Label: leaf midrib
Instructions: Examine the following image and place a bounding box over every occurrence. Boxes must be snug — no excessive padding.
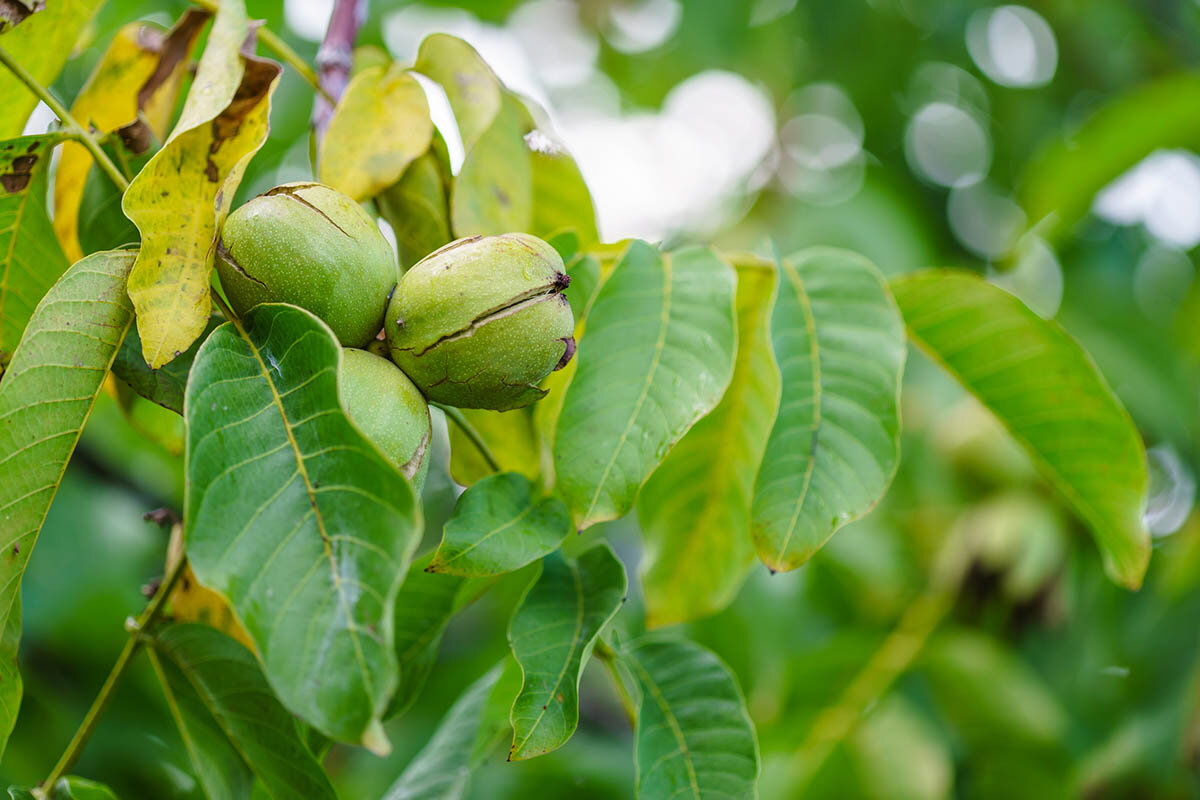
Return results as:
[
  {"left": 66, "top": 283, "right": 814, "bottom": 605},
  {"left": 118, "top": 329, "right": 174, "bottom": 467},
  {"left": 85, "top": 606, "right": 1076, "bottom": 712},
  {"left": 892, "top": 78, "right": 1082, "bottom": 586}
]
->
[
  {"left": 628, "top": 649, "right": 701, "bottom": 798},
  {"left": 231, "top": 316, "right": 376, "bottom": 704}
]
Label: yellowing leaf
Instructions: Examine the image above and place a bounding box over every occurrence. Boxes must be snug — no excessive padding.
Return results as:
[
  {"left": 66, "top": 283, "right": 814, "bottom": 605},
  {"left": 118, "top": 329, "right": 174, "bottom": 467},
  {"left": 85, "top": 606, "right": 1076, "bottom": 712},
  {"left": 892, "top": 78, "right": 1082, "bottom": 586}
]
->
[
  {"left": 0, "top": 0, "right": 103, "bottom": 137},
  {"left": 164, "top": 523, "right": 253, "bottom": 652},
  {"left": 414, "top": 33, "right": 501, "bottom": 151},
  {"left": 319, "top": 63, "right": 432, "bottom": 201},
  {"left": 54, "top": 12, "right": 209, "bottom": 262},
  {"left": 451, "top": 92, "right": 533, "bottom": 237},
  {"left": 123, "top": 0, "right": 281, "bottom": 368}
]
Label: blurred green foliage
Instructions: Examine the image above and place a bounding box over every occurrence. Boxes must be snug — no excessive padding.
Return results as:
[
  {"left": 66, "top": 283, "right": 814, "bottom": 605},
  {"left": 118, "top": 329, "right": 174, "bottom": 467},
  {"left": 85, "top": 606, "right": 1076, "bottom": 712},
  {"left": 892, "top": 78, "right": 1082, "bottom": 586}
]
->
[{"left": 10, "top": 0, "right": 1200, "bottom": 797}]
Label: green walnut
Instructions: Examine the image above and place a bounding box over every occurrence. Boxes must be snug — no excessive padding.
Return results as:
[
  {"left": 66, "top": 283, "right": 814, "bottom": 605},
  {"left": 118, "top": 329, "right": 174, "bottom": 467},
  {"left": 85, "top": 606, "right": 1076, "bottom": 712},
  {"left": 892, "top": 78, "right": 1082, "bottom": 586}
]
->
[
  {"left": 384, "top": 233, "right": 575, "bottom": 411},
  {"left": 340, "top": 348, "right": 431, "bottom": 491},
  {"left": 217, "top": 182, "right": 398, "bottom": 347}
]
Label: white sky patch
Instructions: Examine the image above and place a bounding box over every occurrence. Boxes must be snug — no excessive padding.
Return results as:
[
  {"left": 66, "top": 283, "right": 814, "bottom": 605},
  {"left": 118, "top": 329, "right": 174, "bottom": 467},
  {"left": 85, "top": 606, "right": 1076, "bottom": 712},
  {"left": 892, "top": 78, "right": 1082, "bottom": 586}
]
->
[
  {"left": 605, "top": 0, "right": 682, "bottom": 54},
  {"left": 1094, "top": 149, "right": 1200, "bottom": 249},
  {"left": 283, "top": 0, "right": 334, "bottom": 42},
  {"left": 967, "top": 5, "right": 1057, "bottom": 89}
]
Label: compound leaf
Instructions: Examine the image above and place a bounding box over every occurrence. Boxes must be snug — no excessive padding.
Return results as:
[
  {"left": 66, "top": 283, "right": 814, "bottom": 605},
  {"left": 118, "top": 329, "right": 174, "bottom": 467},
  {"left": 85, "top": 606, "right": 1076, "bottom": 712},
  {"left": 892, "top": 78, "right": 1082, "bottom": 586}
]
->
[
  {"left": 638, "top": 257, "right": 779, "bottom": 627},
  {"left": 0, "top": 250, "right": 135, "bottom": 756},
  {"left": 555, "top": 242, "right": 737, "bottom": 529},
  {"left": 184, "top": 303, "right": 421, "bottom": 749},
  {"left": 0, "top": 133, "right": 70, "bottom": 362},
  {"left": 891, "top": 269, "right": 1149, "bottom": 588},
  {"left": 148, "top": 623, "right": 335, "bottom": 799},
  {"left": 428, "top": 472, "right": 570, "bottom": 577},
  {"left": 751, "top": 248, "right": 905, "bottom": 572},
  {"left": 624, "top": 638, "right": 760, "bottom": 799},
  {"left": 508, "top": 545, "right": 626, "bottom": 761}
]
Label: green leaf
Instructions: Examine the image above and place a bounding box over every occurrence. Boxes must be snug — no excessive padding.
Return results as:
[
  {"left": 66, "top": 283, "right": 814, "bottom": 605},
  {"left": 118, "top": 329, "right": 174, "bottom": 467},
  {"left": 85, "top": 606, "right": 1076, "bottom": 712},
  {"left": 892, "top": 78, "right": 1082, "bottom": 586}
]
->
[
  {"left": 528, "top": 132, "right": 598, "bottom": 246},
  {"left": 414, "top": 34, "right": 502, "bottom": 152},
  {"left": 0, "top": 250, "right": 135, "bottom": 756},
  {"left": 751, "top": 248, "right": 905, "bottom": 572},
  {"left": 1020, "top": 73, "right": 1200, "bottom": 245},
  {"left": 124, "top": 0, "right": 281, "bottom": 368},
  {"left": 508, "top": 544, "right": 626, "bottom": 760},
  {"left": 451, "top": 92, "right": 533, "bottom": 237},
  {"left": 638, "top": 257, "right": 780, "bottom": 627},
  {"left": 112, "top": 317, "right": 221, "bottom": 414},
  {"left": 624, "top": 638, "right": 760, "bottom": 799},
  {"left": 850, "top": 696, "right": 952, "bottom": 800},
  {"left": 447, "top": 407, "right": 540, "bottom": 487},
  {"left": 0, "top": 0, "right": 103, "bottom": 136},
  {"left": 555, "top": 242, "right": 737, "bottom": 529},
  {"left": 52, "top": 776, "right": 122, "bottom": 799},
  {"left": 919, "top": 628, "right": 1066, "bottom": 748},
  {"left": 184, "top": 303, "right": 422, "bottom": 749},
  {"left": 428, "top": 472, "right": 570, "bottom": 577},
  {"left": 376, "top": 148, "right": 452, "bottom": 272},
  {"left": 0, "top": 133, "right": 70, "bottom": 363},
  {"left": 147, "top": 623, "right": 335, "bottom": 799},
  {"left": 382, "top": 661, "right": 519, "bottom": 800},
  {"left": 387, "top": 553, "right": 468, "bottom": 719},
  {"left": 7, "top": 788, "right": 34, "bottom": 800},
  {"left": 319, "top": 63, "right": 432, "bottom": 202},
  {"left": 891, "top": 269, "right": 1150, "bottom": 588}
]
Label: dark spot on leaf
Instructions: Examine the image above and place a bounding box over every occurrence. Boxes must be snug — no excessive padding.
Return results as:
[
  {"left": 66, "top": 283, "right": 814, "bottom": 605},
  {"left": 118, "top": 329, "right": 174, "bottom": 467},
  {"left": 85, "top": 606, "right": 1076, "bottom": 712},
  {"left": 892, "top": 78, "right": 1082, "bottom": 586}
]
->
[{"left": 1, "top": 153, "right": 37, "bottom": 193}]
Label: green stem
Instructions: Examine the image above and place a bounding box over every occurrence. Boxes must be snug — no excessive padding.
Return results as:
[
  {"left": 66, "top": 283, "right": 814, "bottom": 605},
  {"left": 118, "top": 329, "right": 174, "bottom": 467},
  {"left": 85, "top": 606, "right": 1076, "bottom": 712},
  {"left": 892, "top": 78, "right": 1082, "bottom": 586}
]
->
[
  {"left": 39, "top": 555, "right": 188, "bottom": 795},
  {"left": 435, "top": 403, "right": 501, "bottom": 473},
  {"left": 0, "top": 45, "right": 130, "bottom": 193},
  {"left": 595, "top": 640, "right": 637, "bottom": 729},
  {"left": 191, "top": 0, "right": 333, "bottom": 105}
]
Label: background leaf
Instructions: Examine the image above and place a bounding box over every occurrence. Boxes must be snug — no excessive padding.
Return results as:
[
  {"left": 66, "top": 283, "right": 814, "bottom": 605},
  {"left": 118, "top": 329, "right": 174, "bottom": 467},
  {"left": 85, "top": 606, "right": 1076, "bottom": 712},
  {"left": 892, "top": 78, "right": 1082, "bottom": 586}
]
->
[
  {"left": 0, "top": 133, "right": 70, "bottom": 362},
  {"left": 508, "top": 544, "right": 626, "bottom": 761},
  {"left": 447, "top": 408, "right": 539, "bottom": 487},
  {"left": 111, "top": 317, "right": 221, "bottom": 415},
  {"left": 624, "top": 638, "right": 760, "bottom": 799},
  {"left": 638, "top": 257, "right": 779, "bottom": 627},
  {"left": 413, "top": 33, "right": 501, "bottom": 152},
  {"left": 387, "top": 553, "right": 470, "bottom": 719},
  {"left": 319, "top": 64, "right": 432, "bottom": 201},
  {"left": 52, "top": 777, "right": 121, "bottom": 800},
  {"left": 123, "top": 0, "right": 280, "bottom": 368},
  {"left": 0, "top": 0, "right": 103, "bottom": 136},
  {"left": 554, "top": 241, "right": 737, "bottom": 529},
  {"left": 751, "top": 248, "right": 905, "bottom": 572},
  {"left": 450, "top": 92, "right": 533, "bottom": 237},
  {"left": 382, "top": 661, "right": 520, "bottom": 800},
  {"left": 184, "top": 303, "right": 422, "bottom": 748},
  {"left": 1019, "top": 73, "right": 1200, "bottom": 245},
  {"left": 429, "top": 472, "right": 570, "bottom": 577},
  {"left": 527, "top": 130, "right": 598, "bottom": 246},
  {"left": 53, "top": 11, "right": 209, "bottom": 262},
  {"left": 147, "top": 623, "right": 336, "bottom": 800},
  {"left": 376, "top": 147, "right": 452, "bottom": 272},
  {"left": 0, "top": 250, "right": 134, "bottom": 756},
  {"left": 891, "top": 269, "right": 1149, "bottom": 587}
]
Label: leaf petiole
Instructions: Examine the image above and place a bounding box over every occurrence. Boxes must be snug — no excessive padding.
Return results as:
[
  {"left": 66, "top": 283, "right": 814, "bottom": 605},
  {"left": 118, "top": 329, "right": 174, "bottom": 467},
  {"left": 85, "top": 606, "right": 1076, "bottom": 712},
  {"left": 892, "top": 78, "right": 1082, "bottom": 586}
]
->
[{"left": 435, "top": 403, "right": 502, "bottom": 473}]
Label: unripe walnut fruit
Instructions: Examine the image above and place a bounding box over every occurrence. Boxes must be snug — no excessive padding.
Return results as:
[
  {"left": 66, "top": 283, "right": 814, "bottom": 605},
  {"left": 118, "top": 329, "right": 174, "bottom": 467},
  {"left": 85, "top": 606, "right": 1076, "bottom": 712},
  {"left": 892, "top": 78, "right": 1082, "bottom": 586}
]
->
[
  {"left": 384, "top": 234, "right": 575, "bottom": 411},
  {"left": 340, "top": 348, "right": 431, "bottom": 491},
  {"left": 217, "top": 183, "right": 398, "bottom": 348}
]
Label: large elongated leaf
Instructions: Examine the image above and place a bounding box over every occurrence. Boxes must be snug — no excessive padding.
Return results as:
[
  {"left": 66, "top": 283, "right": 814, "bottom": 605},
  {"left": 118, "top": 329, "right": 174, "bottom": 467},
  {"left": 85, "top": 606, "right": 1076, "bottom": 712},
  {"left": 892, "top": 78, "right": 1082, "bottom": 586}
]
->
[
  {"left": 428, "top": 472, "right": 570, "bottom": 577},
  {"left": 555, "top": 242, "right": 737, "bottom": 529},
  {"left": 508, "top": 544, "right": 626, "bottom": 760},
  {"left": 751, "top": 248, "right": 905, "bottom": 572},
  {"left": 527, "top": 129, "right": 598, "bottom": 246},
  {"left": 0, "top": 0, "right": 103, "bottom": 136},
  {"left": 124, "top": 0, "right": 281, "bottom": 368},
  {"left": 0, "top": 133, "right": 70, "bottom": 362},
  {"left": 383, "top": 662, "right": 519, "bottom": 800},
  {"left": 387, "top": 553, "right": 468, "bottom": 719},
  {"left": 891, "top": 270, "right": 1149, "bottom": 588},
  {"left": 185, "top": 303, "right": 422, "bottom": 749},
  {"left": 0, "top": 250, "right": 135, "bottom": 754},
  {"left": 319, "top": 64, "right": 432, "bottom": 201},
  {"left": 148, "top": 624, "right": 336, "bottom": 799},
  {"left": 624, "top": 638, "right": 760, "bottom": 799},
  {"left": 1020, "top": 73, "right": 1200, "bottom": 245},
  {"left": 638, "top": 258, "right": 780, "bottom": 627},
  {"left": 54, "top": 11, "right": 209, "bottom": 262}
]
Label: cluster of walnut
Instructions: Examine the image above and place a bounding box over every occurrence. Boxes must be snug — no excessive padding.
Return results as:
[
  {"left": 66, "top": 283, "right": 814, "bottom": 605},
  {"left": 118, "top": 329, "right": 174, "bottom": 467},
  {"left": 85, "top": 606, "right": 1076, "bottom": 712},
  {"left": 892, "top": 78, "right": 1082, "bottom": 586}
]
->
[{"left": 215, "top": 182, "right": 575, "bottom": 488}]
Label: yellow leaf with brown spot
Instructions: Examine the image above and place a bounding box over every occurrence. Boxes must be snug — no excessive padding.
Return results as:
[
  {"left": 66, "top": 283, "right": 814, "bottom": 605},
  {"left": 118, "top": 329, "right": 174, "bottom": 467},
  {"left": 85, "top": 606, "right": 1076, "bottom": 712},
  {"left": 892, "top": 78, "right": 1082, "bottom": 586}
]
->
[
  {"left": 123, "top": 0, "right": 281, "bottom": 368},
  {"left": 318, "top": 63, "right": 432, "bottom": 201},
  {"left": 54, "top": 12, "right": 209, "bottom": 262}
]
